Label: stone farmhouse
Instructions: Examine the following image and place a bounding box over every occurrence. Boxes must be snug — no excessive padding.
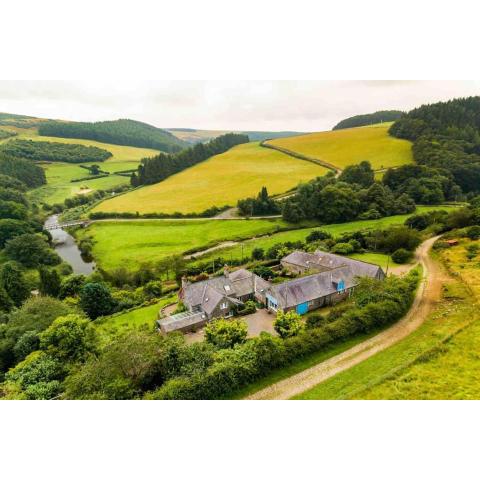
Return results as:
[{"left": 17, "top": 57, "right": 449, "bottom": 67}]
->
[{"left": 157, "top": 250, "right": 385, "bottom": 334}]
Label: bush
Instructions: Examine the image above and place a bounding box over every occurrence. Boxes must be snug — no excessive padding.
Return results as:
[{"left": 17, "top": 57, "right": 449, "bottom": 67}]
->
[
  {"left": 305, "top": 313, "right": 324, "bottom": 329},
  {"left": 274, "top": 310, "right": 302, "bottom": 339},
  {"left": 331, "top": 242, "right": 355, "bottom": 255},
  {"left": 392, "top": 248, "right": 412, "bottom": 264},
  {"left": 204, "top": 318, "right": 248, "bottom": 349},
  {"left": 466, "top": 225, "right": 480, "bottom": 240}
]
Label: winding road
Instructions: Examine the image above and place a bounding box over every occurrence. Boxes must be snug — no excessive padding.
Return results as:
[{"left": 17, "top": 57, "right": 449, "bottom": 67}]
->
[{"left": 247, "top": 235, "right": 446, "bottom": 400}]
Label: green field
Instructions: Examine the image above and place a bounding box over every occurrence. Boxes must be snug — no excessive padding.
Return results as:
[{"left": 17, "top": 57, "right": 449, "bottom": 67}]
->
[
  {"left": 92, "top": 141, "right": 329, "bottom": 214},
  {"left": 267, "top": 123, "right": 413, "bottom": 171},
  {"left": 79, "top": 206, "right": 457, "bottom": 273},
  {"left": 0, "top": 126, "right": 159, "bottom": 204},
  {"left": 294, "top": 241, "right": 480, "bottom": 399},
  {"left": 194, "top": 206, "right": 458, "bottom": 265},
  {"left": 77, "top": 218, "right": 300, "bottom": 272}
]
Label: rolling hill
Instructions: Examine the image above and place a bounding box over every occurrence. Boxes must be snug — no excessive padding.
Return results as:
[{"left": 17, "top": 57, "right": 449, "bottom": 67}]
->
[
  {"left": 166, "top": 128, "right": 305, "bottom": 144},
  {"left": 92, "top": 141, "right": 329, "bottom": 214},
  {"left": 266, "top": 123, "right": 413, "bottom": 171}
]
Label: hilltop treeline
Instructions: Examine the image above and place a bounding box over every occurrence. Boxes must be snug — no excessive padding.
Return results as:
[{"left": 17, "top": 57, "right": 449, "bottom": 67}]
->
[
  {"left": 38, "top": 119, "right": 187, "bottom": 153},
  {"left": 0, "top": 153, "right": 46, "bottom": 188},
  {"left": 389, "top": 96, "right": 480, "bottom": 195},
  {"left": 1, "top": 139, "right": 112, "bottom": 164},
  {"left": 133, "top": 133, "right": 249, "bottom": 186},
  {"left": 333, "top": 110, "right": 403, "bottom": 130}
]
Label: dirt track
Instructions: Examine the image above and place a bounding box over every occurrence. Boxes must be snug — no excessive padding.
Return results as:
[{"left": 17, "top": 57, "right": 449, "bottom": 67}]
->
[{"left": 247, "top": 236, "right": 446, "bottom": 400}]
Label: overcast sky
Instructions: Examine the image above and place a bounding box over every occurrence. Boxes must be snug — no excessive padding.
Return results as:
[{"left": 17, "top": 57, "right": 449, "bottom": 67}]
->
[{"left": 1, "top": 80, "right": 479, "bottom": 132}]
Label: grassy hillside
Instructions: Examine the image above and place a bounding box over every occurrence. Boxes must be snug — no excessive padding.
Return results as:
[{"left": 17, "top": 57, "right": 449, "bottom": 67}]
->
[
  {"left": 267, "top": 123, "right": 413, "bottom": 171},
  {"left": 38, "top": 118, "right": 188, "bottom": 152},
  {"left": 294, "top": 238, "right": 480, "bottom": 400},
  {"left": 93, "top": 141, "right": 329, "bottom": 214},
  {"left": 167, "top": 128, "right": 304, "bottom": 144},
  {"left": 0, "top": 127, "right": 159, "bottom": 204}
]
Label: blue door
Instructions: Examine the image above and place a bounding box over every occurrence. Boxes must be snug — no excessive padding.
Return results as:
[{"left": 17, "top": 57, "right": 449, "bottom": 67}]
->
[{"left": 296, "top": 302, "right": 308, "bottom": 315}]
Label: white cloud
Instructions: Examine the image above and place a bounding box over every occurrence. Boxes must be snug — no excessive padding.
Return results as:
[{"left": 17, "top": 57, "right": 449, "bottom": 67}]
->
[{"left": 0, "top": 80, "right": 479, "bottom": 132}]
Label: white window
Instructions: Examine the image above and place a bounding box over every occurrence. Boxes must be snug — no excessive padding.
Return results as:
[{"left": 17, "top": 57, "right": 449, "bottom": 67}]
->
[{"left": 221, "top": 302, "right": 228, "bottom": 309}]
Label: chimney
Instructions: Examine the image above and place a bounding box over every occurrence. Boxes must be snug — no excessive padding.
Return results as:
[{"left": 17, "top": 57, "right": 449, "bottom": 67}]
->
[
  {"left": 223, "top": 264, "right": 230, "bottom": 278},
  {"left": 181, "top": 276, "right": 190, "bottom": 289}
]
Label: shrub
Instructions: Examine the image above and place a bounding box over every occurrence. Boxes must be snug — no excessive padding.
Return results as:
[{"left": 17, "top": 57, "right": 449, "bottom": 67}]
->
[
  {"left": 274, "top": 310, "right": 302, "bottom": 339},
  {"left": 466, "top": 225, "right": 480, "bottom": 240},
  {"left": 331, "top": 242, "right": 354, "bottom": 255},
  {"left": 305, "top": 313, "right": 324, "bottom": 329},
  {"left": 392, "top": 248, "right": 413, "bottom": 264},
  {"left": 204, "top": 318, "right": 248, "bottom": 349}
]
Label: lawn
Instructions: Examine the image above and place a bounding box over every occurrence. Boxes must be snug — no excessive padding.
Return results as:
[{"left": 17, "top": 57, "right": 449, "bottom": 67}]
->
[
  {"left": 94, "top": 294, "right": 177, "bottom": 339},
  {"left": 77, "top": 218, "right": 299, "bottom": 272},
  {"left": 195, "top": 205, "right": 459, "bottom": 265},
  {"left": 92, "top": 141, "right": 328, "bottom": 214},
  {"left": 294, "top": 241, "right": 480, "bottom": 399},
  {"left": 267, "top": 123, "right": 413, "bottom": 171}
]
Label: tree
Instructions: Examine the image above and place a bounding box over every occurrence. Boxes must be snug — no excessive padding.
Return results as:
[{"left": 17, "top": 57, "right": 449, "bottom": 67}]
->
[
  {"left": 306, "top": 230, "right": 332, "bottom": 242},
  {"left": 282, "top": 198, "right": 305, "bottom": 223},
  {"left": 13, "top": 330, "right": 39, "bottom": 362},
  {"left": 0, "top": 219, "right": 32, "bottom": 248},
  {"left": 467, "top": 225, "right": 480, "bottom": 240},
  {"left": 251, "top": 247, "right": 265, "bottom": 261},
  {"left": 40, "top": 314, "right": 98, "bottom": 363},
  {"left": 5, "top": 233, "right": 60, "bottom": 268},
  {"left": 0, "top": 262, "right": 29, "bottom": 307},
  {"left": 252, "top": 265, "right": 274, "bottom": 280},
  {"left": 305, "top": 313, "right": 324, "bottom": 329},
  {"left": 391, "top": 248, "right": 412, "bottom": 264},
  {"left": 0, "top": 201, "right": 28, "bottom": 221},
  {"left": 274, "top": 310, "right": 302, "bottom": 338},
  {"left": 59, "top": 274, "right": 86, "bottom": 299},
  {"left": 338, "top": 161, "right": 374, "bottom": 188},
  {"left": 79, "top": 282, "right": 115, "bottom": 319},
  {"left": 39, "top": 266, "right": 61, "bottom": 297},
  {"left": 204, "top": 318, "right": 248, "bottom": 349},
  {"left": 143, "top": 280, "right": 162, "bottom": 299}
]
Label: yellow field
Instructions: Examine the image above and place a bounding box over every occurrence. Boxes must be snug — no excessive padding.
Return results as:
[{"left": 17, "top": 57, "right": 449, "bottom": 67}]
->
[
  {"left": 267, "top": 123, "right": 413, "bottom": 171},
  {"left": 93, "top": 141, "right": 328, "bottom": 214}
]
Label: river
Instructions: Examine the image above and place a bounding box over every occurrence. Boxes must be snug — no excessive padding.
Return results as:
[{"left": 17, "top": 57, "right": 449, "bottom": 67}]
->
[{"left": 45, "top": 215, "right": 95, "bottom": 275}]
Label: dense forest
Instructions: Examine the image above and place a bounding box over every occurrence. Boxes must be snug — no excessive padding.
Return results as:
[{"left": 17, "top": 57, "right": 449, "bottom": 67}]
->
[
  {"left": 0, "top": 153, "right": 46, "bottom": 188},
  {"left": 281, "top": 162, "right": 415, "bottom": 223},
  {"left": 134, "top": 133, "right": 249, "bottom": 186},
  {"left": 389, "top": 96, "right": 480, "bottom": 195},
  {"left": 333, "top": 110, "right": 403, "bottom": 130},
  {"left": 0, "top": 129, "right": 16, "bottom": 140},
  {"left": 38, "top": 119, "right": 188, "bottom": 153},
  {"left": 1, "top": 139, "right": 112, "bottom": 163}
]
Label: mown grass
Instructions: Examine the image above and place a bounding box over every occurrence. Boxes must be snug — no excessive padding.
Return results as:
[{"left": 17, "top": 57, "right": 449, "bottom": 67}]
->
[
  {"left": 77, "top": 218, "right": 301, "bottom": 272},
  {"left": 195, "top": 206, "right": 458, "bottom": 264},
  {"left": 267, "top": 123, "right": 413, "bottom": 171},
  {"left": 294, "top": 241, "right": 480, "bottom": 399},
  {"left": 92, "top": 141, "right": 329, "bottom": 214}
]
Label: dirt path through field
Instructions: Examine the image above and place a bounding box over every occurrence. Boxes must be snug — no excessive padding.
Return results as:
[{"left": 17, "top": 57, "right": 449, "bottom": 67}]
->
[{"left": 247, "top": 236, "right": 446, "bottom": 400}]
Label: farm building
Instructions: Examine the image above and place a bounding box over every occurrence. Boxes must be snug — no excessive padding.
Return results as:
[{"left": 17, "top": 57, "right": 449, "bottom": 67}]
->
[
  {"left": 158, "top": 251, "right": 385, "bottom": 333},
  {"left": 157, "top": 268, "right": 270, "bottom": 334},
  {"left": 281, "top": 250, "right": 385, "bottom": 280}
]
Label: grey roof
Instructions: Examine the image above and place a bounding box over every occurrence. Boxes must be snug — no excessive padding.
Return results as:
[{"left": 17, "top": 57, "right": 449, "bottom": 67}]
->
[
  {"left": 269, "top": 265, "right": 357, "bottom": 309},
  {"left": 181, "top": 268, "right": 268, "bottom": 311},
  {"left": 313, "top": 250, "right": 384, "bottom": 278},
  {"left": 282, "top": 251, "right": 331, "bottom": 272},
  {"left": 282, "top": 250, "right": 384, "bottom": 279},
  {"left": 158, "top": 311, "right": 206, "bottom": 333}
]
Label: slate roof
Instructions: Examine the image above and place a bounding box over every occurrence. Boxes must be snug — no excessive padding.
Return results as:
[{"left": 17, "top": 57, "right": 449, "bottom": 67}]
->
[
  {"left": 282, "top": 250, "right": 384, "bottom": 279},
  {"left": 269, "top": 265, "right": 356, "bottom": 309},
  {"left": 181, "top": 268, "right": 268, "bottom": 314},
  {"left": 157, "top": 311, "right": 206, "bottom": 333}
]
